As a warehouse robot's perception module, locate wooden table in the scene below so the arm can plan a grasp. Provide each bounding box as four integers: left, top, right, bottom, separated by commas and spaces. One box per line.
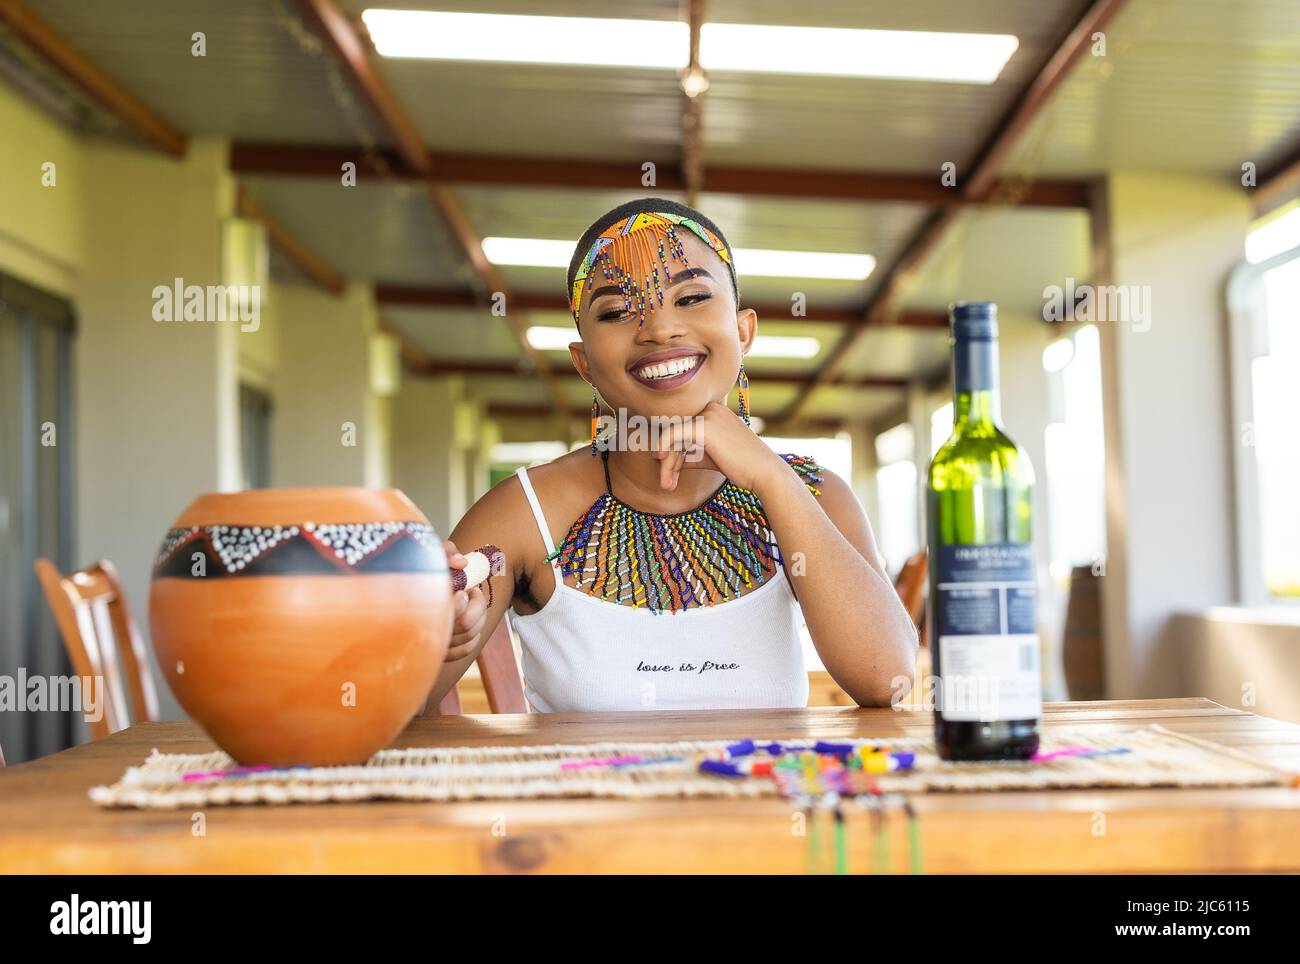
2, 698, 1299, 873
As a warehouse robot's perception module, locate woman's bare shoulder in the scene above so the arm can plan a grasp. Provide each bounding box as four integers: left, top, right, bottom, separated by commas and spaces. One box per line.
525, 446, 600, 490
520, 448, 606, 530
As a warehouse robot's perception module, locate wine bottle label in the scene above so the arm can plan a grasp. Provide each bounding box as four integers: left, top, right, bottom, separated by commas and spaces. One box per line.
935, 543, 1042, 722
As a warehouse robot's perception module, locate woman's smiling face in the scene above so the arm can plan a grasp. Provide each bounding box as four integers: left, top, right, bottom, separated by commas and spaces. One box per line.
570, 229, 755, 420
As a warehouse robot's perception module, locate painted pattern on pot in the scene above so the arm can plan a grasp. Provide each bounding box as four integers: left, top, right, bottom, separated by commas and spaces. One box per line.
153, 521, 443, 577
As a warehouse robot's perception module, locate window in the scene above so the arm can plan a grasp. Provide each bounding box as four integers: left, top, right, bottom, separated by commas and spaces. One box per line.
0, 272, 76, 763
929, 401, 953, 458
1252, 260, 1300, 599
760, 433, 851, 481
239, 384, 273, 490
489, 440, 568, 488
1042, 325, 1107, 588
873, 422, 919, 574
1228, 203, 1300, 604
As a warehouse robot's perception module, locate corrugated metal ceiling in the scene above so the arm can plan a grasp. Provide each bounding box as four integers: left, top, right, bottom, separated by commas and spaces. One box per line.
386, 305, 531, 361
1004, 0, 1300, 177
28, 0, 387, 144
799, 383, 905, 423
900, 207, 1092, 315
838, 326, 955, 383
10, 0, 1300, 427
340, 0, 1087, 171
247, 176, 468, 285
701, 0, 1088, 172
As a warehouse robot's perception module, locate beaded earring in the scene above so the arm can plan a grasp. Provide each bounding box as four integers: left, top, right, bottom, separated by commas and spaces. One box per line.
736, 365, 751, 426
590, 392, 602, 457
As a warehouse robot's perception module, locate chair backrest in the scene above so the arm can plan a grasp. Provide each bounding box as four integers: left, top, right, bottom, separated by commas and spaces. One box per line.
436, 617, 528, 716
34, 558, 159, 739
892, 546, 929, 631
476, 617, 528, 713
436, 682, 463, 715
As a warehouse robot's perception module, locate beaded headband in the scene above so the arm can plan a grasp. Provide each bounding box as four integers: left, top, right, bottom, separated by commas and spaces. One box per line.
569, 210, 734, 326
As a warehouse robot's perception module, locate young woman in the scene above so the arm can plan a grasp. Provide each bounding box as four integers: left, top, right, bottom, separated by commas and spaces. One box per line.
431, 198, 917, 712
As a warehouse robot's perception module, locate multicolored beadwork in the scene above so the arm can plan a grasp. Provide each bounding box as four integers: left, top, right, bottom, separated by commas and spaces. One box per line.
696, 740, 917, 780
695, 738, 923, 876
569, 210, 733, 326
547, 454, 824, 613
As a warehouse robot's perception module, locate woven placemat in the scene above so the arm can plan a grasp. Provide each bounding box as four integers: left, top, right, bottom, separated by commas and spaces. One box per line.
89, 724, 1292, 809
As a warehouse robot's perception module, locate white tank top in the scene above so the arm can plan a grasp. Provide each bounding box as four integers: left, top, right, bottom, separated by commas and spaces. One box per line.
510, 466, 809, 713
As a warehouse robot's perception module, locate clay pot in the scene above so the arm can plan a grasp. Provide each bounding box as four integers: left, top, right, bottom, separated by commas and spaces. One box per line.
149, 488, 451, 766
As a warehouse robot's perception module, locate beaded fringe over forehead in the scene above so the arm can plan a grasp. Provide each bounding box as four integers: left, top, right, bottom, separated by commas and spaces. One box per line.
88, 725, 1291, 809
569, 210, 733, 326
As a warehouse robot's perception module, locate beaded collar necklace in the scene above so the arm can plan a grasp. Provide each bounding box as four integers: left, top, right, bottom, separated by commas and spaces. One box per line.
547, 450, 823, 614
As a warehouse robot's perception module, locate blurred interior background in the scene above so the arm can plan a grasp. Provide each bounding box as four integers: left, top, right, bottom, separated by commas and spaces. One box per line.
1, 0, 1297, 763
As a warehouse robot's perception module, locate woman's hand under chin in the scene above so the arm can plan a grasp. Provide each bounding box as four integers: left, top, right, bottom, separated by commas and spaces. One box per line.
651, 400, 789, 495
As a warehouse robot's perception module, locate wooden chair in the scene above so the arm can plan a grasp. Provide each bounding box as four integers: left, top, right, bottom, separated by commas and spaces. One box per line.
436, 617, 528, 715
892, 546, 929, 632
34, 558, 159, 739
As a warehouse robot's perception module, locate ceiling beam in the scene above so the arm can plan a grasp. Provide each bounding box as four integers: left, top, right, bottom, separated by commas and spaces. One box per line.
1255, 146, 1300, 212
962, 0, 1136, 203
373, 283, 948, 328
779, 208, 959, 421
294, 0, 428, 175
229, 142, 1092, 209
0, 0, 186, 157
680, 0, 707, 208
236, 187, 345, 296
778, 0, 1133, 424
711, 166, 1090, 208
377, 315, 432, 371
293, 0, 565, 409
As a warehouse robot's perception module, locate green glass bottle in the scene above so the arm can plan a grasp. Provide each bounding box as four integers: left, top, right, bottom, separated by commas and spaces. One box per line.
927, 302, 1041, 761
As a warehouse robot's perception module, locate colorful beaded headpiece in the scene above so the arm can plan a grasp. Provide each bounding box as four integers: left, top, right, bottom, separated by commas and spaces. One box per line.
569, 210, 734, 327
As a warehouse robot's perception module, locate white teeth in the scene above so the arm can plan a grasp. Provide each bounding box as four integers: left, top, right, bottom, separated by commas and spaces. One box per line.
636, 355, 701, 381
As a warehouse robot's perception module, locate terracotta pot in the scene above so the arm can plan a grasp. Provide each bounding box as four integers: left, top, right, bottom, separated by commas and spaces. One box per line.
149, 488, 451, 766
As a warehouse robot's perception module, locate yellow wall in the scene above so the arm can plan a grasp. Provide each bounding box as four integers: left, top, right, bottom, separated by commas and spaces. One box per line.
1099, 172, 1252, 699
0, 81, 398, 722
269, 279, 388, 489
0, 79, 85, 294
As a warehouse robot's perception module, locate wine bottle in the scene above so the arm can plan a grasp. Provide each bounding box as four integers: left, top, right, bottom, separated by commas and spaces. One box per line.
927, 302, 1041, 760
